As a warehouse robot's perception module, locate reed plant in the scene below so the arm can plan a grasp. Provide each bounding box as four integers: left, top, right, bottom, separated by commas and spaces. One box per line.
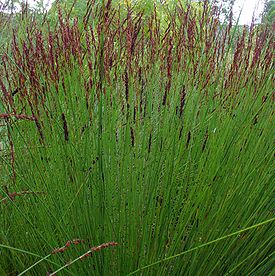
0, 0, 274, 275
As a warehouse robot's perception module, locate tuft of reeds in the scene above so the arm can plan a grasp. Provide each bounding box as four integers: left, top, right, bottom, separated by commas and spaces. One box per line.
0, 0, 274, 275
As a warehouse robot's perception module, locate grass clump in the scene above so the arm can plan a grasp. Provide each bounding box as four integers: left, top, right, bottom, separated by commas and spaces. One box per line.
0, 0, 274, 275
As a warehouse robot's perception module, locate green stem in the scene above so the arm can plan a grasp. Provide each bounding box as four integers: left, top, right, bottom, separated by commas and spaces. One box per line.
128, 218, 275, 275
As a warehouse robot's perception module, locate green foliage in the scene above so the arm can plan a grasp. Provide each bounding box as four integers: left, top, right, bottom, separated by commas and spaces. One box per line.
50, 0, 89, 18
262, 0, 275, 25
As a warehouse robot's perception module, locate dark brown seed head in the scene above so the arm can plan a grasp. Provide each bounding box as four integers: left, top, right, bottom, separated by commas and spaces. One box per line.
61, 113, 69, 142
